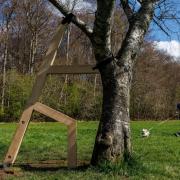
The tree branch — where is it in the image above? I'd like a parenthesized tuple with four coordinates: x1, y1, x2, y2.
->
(92, 0, 115, 60)
(116, 1, 156, 67)
(137, 0, 143, 4)
(48, 0, 93, 39)
(120, 0, 134, 21)
(153, 17, 170, 36)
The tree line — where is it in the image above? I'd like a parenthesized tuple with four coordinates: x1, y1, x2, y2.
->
(0, 0, 179, 122)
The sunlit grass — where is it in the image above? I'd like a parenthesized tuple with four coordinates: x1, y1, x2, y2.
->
(0, 121, 180, 179)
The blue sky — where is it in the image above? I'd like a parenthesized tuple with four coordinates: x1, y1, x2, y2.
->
(150, 0, 180, 42)
(73, 0, 180, 58)
(151, 21, 180, 42)
(59, 0, 180, 40)
(150, 0, 180, 59)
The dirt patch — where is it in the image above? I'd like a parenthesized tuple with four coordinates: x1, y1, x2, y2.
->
(0, 168, 23, 179)
(0, 170, 5, 180)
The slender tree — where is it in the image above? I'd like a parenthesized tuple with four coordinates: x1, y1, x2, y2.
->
(0, 0, 16, 112)
(14, 0, 52, 74)
(48, 0, 179, 165)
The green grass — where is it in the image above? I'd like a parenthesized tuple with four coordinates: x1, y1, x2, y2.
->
(0, 121, 180, 179)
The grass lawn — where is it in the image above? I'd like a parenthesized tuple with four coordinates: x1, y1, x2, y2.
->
(0, 121, 180, 179)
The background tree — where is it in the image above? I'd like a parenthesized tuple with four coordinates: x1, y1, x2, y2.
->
(0, 0, 16, 113)
(131, 43, 179, 119)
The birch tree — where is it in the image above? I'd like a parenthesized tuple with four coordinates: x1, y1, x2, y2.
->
(48, 0, 179, 165)
(17, 0, 52, 74)
(0, 0, 16, 113)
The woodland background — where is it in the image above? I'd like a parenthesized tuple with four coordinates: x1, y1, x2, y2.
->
(0, 0, 180, 121)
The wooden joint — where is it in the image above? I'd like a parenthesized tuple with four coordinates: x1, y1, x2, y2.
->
(62, 13, 75, 24)
(93, 54, 115, 70)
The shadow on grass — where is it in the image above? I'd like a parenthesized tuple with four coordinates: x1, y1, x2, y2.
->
(11, 154, 173, 178)
(19, 155, 147, 177)
(19, 160, 90, 172)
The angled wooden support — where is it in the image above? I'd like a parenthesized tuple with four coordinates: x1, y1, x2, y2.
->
(4, 102, 77, 168)
(4, 106, 34, 167)
(3, 23, 69, 168)
(33, 102, 77, 168)
(3, 18, 99, 169)
(37, 24, 68, 76)
(33, 102, 75, 126)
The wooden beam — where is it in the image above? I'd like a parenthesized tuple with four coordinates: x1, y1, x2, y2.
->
(32, 102, 77, 168)
(3, 24, 79, 169)
(25, 25, 68, 107)
(4, 102, 77, 168)
(26, 73, 48, 107)
(37, 24, 67, 75)
(3, 106, 34, 167)
(33, 102, 75, 126)
(67, 122, 77, 168)
(47, 65, 99, 74)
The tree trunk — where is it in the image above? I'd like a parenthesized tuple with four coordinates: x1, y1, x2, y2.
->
(90, 1, 155, 165)
(60, 26, 71, 101)
(48, 0, 155, 166)
(91, 59, 131, 165)
(93, 75, 97, 98)
(29, 32, 38, 74)
(1, 43, 8, 113)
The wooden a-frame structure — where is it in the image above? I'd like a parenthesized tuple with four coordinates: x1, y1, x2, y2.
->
(3, 16, 99, 169)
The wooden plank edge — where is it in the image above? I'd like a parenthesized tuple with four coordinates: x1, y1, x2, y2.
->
(47, 65, 99, 74)
(33, 102, 76, 126)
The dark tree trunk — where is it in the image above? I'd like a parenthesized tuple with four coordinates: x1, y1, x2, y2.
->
(91, 59, 131, 165)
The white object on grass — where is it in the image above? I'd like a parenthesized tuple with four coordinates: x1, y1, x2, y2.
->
(142, 129, 150, 137)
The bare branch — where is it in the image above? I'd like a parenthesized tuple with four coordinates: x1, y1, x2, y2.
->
(116, 1, 155, 65)
(120, 0, 134, 21)
(137, 0, 143, 4)
(92, 0, 115, 60)
(153, 0, 180, 36)
(48, 0, 93, 39)
(153, 17, 170, 36)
